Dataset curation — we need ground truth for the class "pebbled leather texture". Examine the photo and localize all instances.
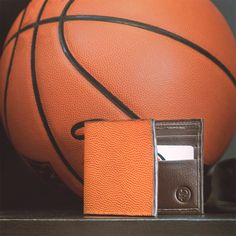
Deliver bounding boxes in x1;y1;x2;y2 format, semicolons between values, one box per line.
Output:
84;119;157;216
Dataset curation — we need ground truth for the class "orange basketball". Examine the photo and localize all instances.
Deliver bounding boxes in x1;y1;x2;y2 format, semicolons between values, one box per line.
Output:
0;0;236;197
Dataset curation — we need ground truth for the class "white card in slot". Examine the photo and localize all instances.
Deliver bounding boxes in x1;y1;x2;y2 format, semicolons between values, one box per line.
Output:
157;145;194;161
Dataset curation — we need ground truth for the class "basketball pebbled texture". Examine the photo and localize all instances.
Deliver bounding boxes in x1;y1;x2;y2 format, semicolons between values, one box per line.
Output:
0;0;236;197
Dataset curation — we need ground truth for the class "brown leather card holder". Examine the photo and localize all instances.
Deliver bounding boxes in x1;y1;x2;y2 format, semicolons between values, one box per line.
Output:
156;119;204;214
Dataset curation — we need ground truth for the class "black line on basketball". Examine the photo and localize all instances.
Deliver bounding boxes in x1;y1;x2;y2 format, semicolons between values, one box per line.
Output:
59;0;140;120
71;119;105;140
3;8;27;135
31;0;84;184
158;153;165;161
66;15;236;87
2;17;60;52
3;13;235;87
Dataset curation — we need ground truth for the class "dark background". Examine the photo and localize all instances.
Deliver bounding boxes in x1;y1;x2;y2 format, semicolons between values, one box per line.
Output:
0;0;235;211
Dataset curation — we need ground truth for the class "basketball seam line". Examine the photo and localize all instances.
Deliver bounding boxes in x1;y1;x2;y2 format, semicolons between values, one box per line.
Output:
2;18;58;52
59;0;140;120
31;0;84;184
2;17;60;52
2;8;27;136
65;15;236;87
2;14;236;87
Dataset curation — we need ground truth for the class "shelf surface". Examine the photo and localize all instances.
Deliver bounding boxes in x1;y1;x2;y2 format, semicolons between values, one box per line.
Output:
0;211;236;236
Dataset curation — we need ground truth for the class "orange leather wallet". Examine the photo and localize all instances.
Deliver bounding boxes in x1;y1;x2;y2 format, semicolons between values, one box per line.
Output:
84;119;158;216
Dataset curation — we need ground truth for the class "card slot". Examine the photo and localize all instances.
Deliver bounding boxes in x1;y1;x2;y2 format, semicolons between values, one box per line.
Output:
156;137;200;146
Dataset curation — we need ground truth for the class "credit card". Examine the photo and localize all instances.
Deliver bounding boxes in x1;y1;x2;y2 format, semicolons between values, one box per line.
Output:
157;145;194;161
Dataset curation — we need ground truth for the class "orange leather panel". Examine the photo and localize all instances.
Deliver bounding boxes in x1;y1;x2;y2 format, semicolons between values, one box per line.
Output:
84;120;157;216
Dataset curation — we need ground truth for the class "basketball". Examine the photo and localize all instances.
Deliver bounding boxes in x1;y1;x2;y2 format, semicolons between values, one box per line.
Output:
0;0;235;197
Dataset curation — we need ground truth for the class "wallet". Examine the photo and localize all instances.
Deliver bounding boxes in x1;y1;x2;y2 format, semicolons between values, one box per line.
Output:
83;119;203;216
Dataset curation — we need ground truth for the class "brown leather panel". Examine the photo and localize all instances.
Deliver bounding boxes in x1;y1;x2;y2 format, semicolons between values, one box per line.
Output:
158;160;202;214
